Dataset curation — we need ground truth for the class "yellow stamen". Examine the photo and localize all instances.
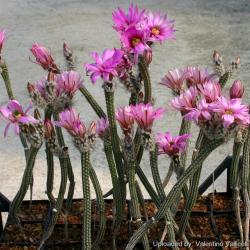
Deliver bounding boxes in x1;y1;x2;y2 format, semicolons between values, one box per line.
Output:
151;27;160;36
225;109;233;115
131;37;141;47
13;110;21;118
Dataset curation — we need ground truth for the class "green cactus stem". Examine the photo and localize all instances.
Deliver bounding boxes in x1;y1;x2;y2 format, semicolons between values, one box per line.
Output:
81;151;92;250
0;61;14;100
89;164;106;248
9;146;40;226
125;137;224;249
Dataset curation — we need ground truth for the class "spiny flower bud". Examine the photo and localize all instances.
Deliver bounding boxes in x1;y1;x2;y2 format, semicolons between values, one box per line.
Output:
230;80;244;99
213;50;223;65
34;108;41;120
44;119;56;140
27;82;35;94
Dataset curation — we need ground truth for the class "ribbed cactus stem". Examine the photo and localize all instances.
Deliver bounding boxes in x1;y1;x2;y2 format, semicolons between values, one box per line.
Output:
39;148;68;249
53;112;75;209
127;144;150;250
125;138;224;249
0;61;14;100
138;56;151;103
79;87;106;118
81;151;92;250
9;146;40;226
149;145;178;249
242;129;250;249
89;164;106;248
219;72;230;88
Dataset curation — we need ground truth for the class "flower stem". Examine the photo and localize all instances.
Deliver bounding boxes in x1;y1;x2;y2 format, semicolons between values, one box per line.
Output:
81;151;92;250
0;61;14;100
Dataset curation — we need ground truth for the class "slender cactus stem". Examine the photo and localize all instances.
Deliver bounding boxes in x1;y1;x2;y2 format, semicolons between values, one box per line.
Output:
242;129;250;249
89;164;106;248
125;138;224;249
9;146;40;226
79;87;106;118
53;112;75;209
0;61;14;100
149;145;178;249
39;148;68;249
81;151;92;250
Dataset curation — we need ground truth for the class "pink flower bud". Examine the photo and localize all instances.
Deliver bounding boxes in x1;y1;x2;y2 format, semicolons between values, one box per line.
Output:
230;80;244;99
0;30;6;54
44;119;55;139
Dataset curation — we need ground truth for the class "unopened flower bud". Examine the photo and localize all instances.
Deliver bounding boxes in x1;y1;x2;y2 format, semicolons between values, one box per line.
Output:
63;42;73;58
27;82;35;94
213;50;222;65
44;119;55;139
0;30;5;55
230;80;244;99
144;49;152;65
47;71;55;82
34;108;41;120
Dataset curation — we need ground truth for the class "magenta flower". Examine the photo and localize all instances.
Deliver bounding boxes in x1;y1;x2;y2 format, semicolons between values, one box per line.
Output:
160;68;187;94
130;103;165;132
184;99;212;123
156;132;191;156
0;30;6;54
85;48;124;84
185;67;215;87
55;108;87;138
198;81;221;103
230;80;244;99
30;43;59;73
56;71;83;97
120;27;151;57
116;106;134;135
0;100;38;137
209;96;250;128
112;4;146;32
171;86;198;114
146;11;175;43
96;117;109;138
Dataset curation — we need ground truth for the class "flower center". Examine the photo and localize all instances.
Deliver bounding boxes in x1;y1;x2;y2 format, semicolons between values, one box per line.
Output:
151;27;160;36
13;110;21;118
225;109;233;115
131;37;141;47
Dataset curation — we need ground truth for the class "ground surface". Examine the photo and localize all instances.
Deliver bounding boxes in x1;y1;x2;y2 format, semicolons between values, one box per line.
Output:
0;0;250;204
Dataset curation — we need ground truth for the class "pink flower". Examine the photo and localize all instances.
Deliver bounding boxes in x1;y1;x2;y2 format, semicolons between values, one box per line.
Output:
85;48;124;84
230;80;244;99
96;117;109;138
185;67;216;87
0;100;38;137
160;68;187;94
0;30;6;54
198;81;221;103
56;71;83;97
112;4;146;32
146;11;175;43
184;99;212;123
55;108;87;138
116;106;134;134
30;43;59;73
130;103;165;132
209;96;250;128
120;27;151;57
156;132;191;156
171;86;198;114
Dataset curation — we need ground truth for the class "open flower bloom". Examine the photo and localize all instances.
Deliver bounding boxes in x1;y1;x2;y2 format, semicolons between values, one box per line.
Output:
85;48;124;84
55;108;87;138
160;68;187;94
56;71;83;97
185;67;216;87
120;27;151;58
198;81;221;103
209;96;250;128
130;103;165;132
146;11;175;43
96;117;109;138
156;131;191;156
0;30;6;54
0;100;38;137
184;99;212;124
171;86;198;114
112;4;146;33
116;106;134;135
230;80;244;99
30;43;59;73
